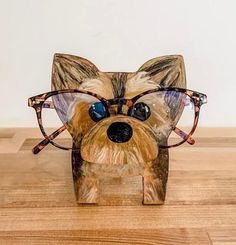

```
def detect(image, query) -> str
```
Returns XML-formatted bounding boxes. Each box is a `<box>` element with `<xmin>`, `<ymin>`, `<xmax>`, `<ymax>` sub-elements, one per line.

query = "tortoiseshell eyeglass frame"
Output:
<box><xmin>28</xmin><ymin>87</ymin><xmax>207</xmax><ymax>154</ymax></box>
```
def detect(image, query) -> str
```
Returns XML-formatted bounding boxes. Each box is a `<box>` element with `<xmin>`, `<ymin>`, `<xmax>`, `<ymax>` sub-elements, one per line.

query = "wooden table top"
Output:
<box><xmin>0</xmin><ymin>128</ymin><xmax>236</xmax><ymax>244</ymax></box>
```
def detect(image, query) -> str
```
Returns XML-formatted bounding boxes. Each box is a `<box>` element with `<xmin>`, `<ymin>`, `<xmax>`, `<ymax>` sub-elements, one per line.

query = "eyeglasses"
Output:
<box><xmin>28</xmin><ymin>87</ymin><xmax>207</xmax><ymax>154</ymax></box>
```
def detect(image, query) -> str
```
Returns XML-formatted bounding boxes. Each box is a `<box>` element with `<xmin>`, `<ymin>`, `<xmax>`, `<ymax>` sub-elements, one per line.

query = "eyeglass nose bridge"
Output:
<box><xmin>106</xmin><ymin>98</ymin><xmax>134</xmax><ymax>115</ymax></box>
<box><xmin>106</xmin><ymin>98</ymin><xmax>133</xmax><ymax>106</ymax></box>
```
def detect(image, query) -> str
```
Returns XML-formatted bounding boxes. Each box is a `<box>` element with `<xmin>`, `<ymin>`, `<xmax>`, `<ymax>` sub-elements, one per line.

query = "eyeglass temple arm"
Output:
<box><xmin>32</xmin><ymin>125</ymin><xmax>66</xmax><ymax>154</ymax></box>
<box><xmin>32</xmin><ymin>102</ymin><xmax>194</xmax><ymax>153</ymax></box>
<box><xmin>32</xmin><ymin>101</ymin><xmax>67</xmax><ymax>154</ymax></box>
<box><xmin>173</xmin><ymin>127</ymin><xmax>195</xmax><ymax>145</ymax></box>
<box><xmin>32</xmin><ymin>126</ymin><xmax>194</xmax><ymax>154</ymax></box>
<box><xmin>32</xmin><ymin>125</ymin><xmax>194</xmax><ymax>155</ymax></box>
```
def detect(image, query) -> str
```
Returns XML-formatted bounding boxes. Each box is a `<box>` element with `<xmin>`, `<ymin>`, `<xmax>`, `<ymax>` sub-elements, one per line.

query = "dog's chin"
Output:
<box><xmin>80</xmin><ymin>116</ymin><xmax>159</xmax><ymax>165</ymax></box>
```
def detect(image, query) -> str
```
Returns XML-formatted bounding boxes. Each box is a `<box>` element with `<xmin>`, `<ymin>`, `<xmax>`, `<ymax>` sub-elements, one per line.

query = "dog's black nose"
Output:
<box><xmin>107</xmin><ymin>122</ymin><xmax>133</xmax><ymax>143</ymax></box>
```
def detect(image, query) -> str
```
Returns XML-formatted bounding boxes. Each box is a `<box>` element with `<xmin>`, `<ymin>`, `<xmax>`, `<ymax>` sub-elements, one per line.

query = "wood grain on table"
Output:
<box><xmin>0</xmin><ymin>128</ymin><xmax>235</xmax><ymax>244</ymax></box>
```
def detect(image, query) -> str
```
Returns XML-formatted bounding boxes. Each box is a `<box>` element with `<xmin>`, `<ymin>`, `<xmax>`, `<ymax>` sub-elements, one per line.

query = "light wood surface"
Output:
<box><xmin>0</xmin><ymin>128</ymin><xmax>236</xmax><ymax>244</ymax></box>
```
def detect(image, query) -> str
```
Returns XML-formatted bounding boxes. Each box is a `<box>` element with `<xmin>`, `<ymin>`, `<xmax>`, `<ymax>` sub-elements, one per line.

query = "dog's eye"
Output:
<box><xmin>89</xmin><ymin>102</ymin><xmax>108</xmax><ymax>122</ymax></box>
<box><xmin>128</xmin><ymin>102</ymin><xmax>151</xmax><ymax>121</ymax></box>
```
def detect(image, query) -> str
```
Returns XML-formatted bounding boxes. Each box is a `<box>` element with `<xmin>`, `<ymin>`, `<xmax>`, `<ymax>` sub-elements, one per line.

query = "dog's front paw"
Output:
<box><xmin>143</xmin><ymin>176</ymin><xmax>165</xmax><ymax>205</ymax></box>
<box><xmin>76</xmin><ymin>176</ymin><xmax>99</xmax><ymax>204</ymax></box>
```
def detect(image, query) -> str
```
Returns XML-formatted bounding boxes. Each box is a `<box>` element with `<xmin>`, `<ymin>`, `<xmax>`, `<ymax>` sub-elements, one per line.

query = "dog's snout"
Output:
<box><xmin>107</xmin><ymin>122</ymin><xmax>133</xmax><ymax>143</ymax></box>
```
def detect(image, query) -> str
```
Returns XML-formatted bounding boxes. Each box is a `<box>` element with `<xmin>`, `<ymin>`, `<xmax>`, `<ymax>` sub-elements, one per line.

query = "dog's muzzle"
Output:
<box><xmin>107</xmin><ymin>121</ymin><xmax>133</xmax><ymax>143</ymax></box>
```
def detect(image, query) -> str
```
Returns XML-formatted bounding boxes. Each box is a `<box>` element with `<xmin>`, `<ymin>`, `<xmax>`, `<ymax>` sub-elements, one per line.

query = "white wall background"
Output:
<box><xmin>0</xmin><ymin>0</ymin><xmax>235</xmax><ymax>127</ymax></box>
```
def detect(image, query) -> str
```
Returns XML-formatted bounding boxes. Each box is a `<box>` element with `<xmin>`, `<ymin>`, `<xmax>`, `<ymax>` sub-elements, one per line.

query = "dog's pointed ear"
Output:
<box><xmin>137</xmin><ymin>55</ymin><xmax>186</xmax><ymax>88</ymax></box>
<box><xmin>52</xmin><ymin>53</ymin><xmax>100</xmax><ymax>90</ymax></box>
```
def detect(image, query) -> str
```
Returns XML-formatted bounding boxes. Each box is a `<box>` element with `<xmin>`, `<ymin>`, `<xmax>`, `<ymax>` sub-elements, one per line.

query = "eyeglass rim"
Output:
<box><xmin>29</xmin><ymin>87</ymin><xmax>207</xmax><ymax>106</ymax></box>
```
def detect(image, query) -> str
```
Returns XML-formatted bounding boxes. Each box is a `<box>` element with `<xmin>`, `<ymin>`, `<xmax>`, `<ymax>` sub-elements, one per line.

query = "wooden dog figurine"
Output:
<box><xmin>51</xmin><ymin>53</ymin><xmax>186</xmax><ymax>205</ymax></box>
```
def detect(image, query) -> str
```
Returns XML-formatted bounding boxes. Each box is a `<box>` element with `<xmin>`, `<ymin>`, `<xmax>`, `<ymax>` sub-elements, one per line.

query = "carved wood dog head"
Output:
<box><xmin>51</xmin><ymin>53</ymin><xmax>186</xmax><ymax>204</ymax></box>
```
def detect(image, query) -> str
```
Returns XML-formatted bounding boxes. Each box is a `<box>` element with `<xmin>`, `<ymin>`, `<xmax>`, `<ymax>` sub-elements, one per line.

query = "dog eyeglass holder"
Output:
<box><xmin>28</xmin><ymin>54</ymin><xmax>207</xmax><ymax>205</ymax></box>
